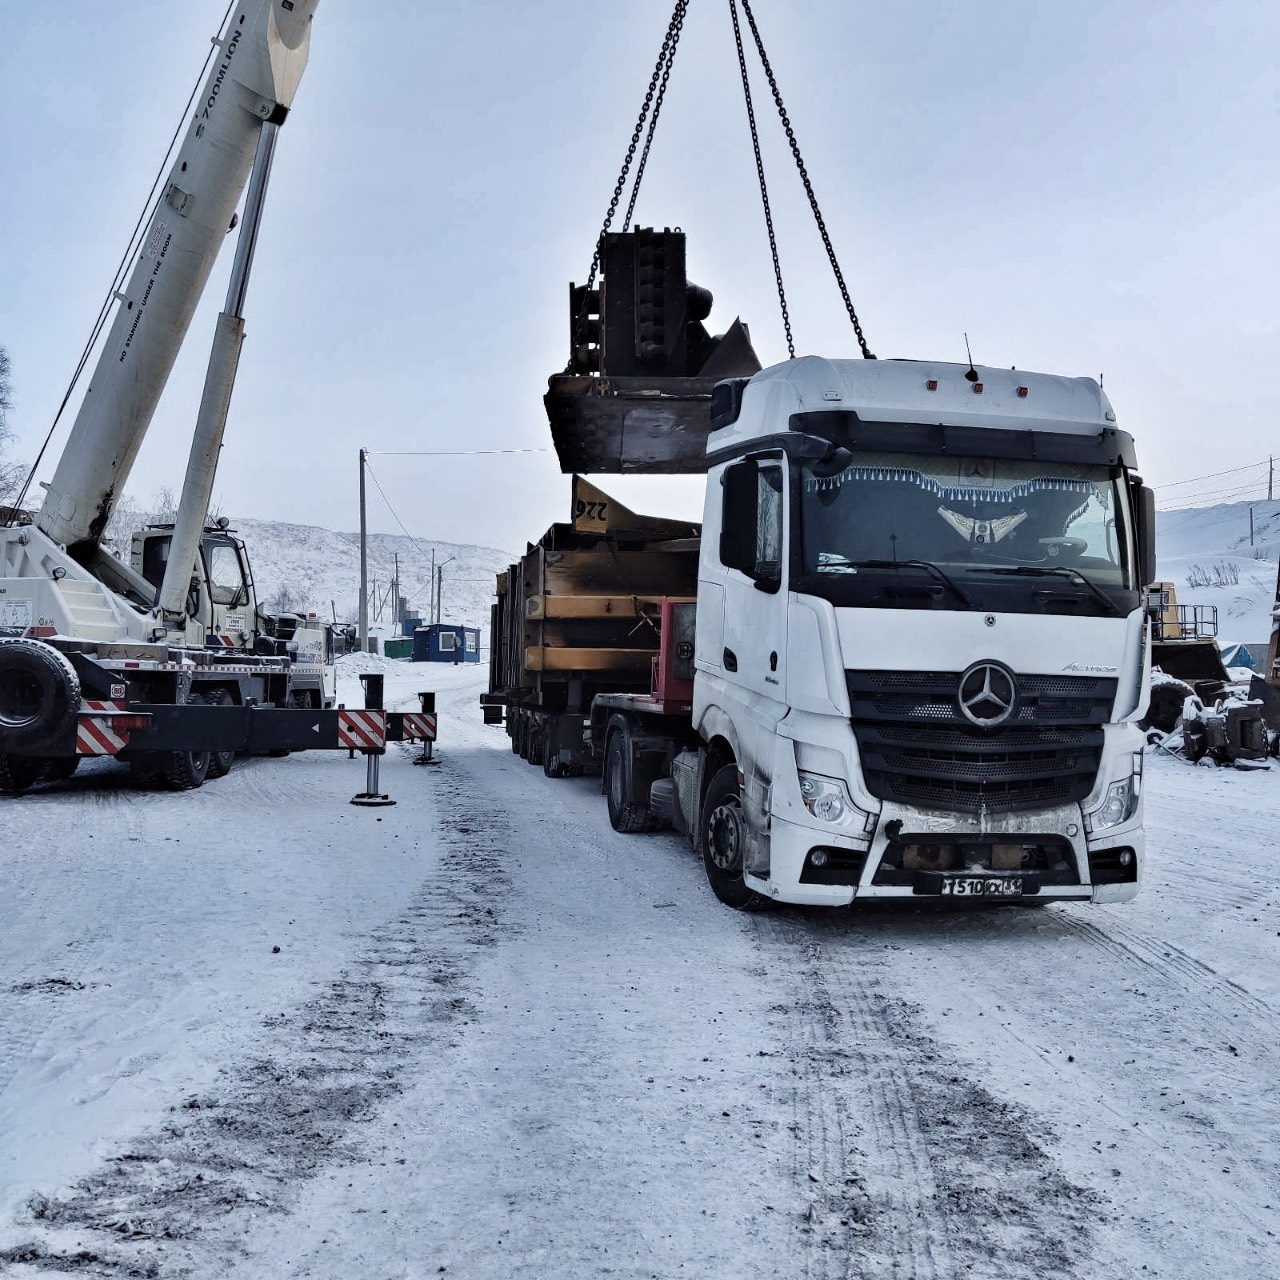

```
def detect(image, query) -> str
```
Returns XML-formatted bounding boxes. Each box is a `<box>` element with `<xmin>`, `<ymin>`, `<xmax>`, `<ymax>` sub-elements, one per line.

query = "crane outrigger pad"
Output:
<box><xmin>545</xmin><ymin>318</ymin><xmax>761</xmax><ymax>475</ymax></box>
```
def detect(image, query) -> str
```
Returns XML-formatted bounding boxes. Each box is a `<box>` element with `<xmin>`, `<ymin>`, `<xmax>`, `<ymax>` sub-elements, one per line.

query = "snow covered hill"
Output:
<box><xmin>1156</xmin><ymin>500</ymin><xmax>1280</xmax><ymax>644</ymax></box>
<box><xmin>228</xmin><ymin>517</ymin><xmax>515</xmax><ymax>636</ymax></box>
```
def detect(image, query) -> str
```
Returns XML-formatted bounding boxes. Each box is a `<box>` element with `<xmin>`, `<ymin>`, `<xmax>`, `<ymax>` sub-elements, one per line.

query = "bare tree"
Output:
<box><xmin>0</xmin><ymin>346</ymin><xmax>26</xmax><ymax>512</ymax></box>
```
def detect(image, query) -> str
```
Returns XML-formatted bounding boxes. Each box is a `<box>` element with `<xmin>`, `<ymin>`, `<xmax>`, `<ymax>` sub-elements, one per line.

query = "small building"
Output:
<box><xmin>413</xmin><ymin>624</ymin><xmax>480</xmax><ymax>664</ymax></box>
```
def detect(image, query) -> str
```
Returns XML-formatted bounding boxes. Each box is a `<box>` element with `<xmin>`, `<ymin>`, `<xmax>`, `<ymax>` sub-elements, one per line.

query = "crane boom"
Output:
<box><xmin>37</xmin><ymin>0</ymin><xmax>317</xmax><ymax>561</ymax></box>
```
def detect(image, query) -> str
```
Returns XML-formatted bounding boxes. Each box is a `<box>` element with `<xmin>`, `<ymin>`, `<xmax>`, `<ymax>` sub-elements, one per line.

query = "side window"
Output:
<box><xmin>755</xmin><ymin>466</ymin><xmax>783</xmax><ymax>579</ymax></box>
<box><xmin>465</xmin><ymin>632</ymin><xmax>478</xmax><ymax>653</ymax></box>
<box><xmin>439</xmin><ymin>631</ymin><xmax>457</xmax><ymax>651</ymax></box>
<box><xmin>720</xmin><ymin>459</ymin><xmax>784</xmax><ymax>590</ymax></box>
<box><xmin>205</xmin><ymin>540</ymin><xmax>246</xmax><ymax>607</ymax></box>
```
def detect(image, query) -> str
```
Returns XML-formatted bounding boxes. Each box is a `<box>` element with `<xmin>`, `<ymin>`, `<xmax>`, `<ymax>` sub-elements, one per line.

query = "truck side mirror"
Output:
<box><xmin>720</xmin><ymin>462</ymin><xmax>758</xmax><ymax>573</ymax></box>
<box><xmin>1133</xmin><ymin>482</ymin><xmax>1156</xmax><ymax>587</ymax></box>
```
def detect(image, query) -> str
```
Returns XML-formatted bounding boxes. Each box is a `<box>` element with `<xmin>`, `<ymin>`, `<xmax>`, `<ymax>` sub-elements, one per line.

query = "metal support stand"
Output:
<box><xmin>412</xmin><ymin>690</ymin><xmax>439</xmax><ymax>766</ymax></box>
<box><xmin>350</xmin><ymin>672</ymin><xmax>395</xmax><ymax>806</ymax></box>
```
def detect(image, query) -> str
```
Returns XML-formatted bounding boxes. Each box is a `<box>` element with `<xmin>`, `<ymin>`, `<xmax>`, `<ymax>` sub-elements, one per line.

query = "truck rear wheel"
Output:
<box><xmin>0</xmin><ymin>640</ymin><xmax>81</xmax><ymax>754</ymax></box>
<box><xmin>604</xmin><ymin>726</ymin><xmax>653</xmax><ymax>833</ymax></box>
<box><xmin>700</xmin><ymin>764</ymin><xmax>768</xmax><ymax>911</ymax></box>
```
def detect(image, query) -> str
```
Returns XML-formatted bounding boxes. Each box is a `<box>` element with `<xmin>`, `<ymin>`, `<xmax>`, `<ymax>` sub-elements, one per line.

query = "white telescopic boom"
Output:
<box><xmin>37</xmin><ymin>0</ymin><xmax>317</xmax><ymax>560</ymax></box>
<box><xmin>156</xmin><ymin>121</ymin><xmax>277</xmax><ymax>623</ymax></box>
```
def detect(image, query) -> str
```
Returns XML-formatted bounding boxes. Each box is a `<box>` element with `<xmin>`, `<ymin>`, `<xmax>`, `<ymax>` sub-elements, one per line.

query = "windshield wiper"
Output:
<box><xmin>981</xmin><ymin>565</ymin><xmax>1121</xmax><ymax>615</ymax></box>
<box><xmin>849</xmin><ymin>560</ymin><xmax>977</xmax><ymax>609</ymax></box>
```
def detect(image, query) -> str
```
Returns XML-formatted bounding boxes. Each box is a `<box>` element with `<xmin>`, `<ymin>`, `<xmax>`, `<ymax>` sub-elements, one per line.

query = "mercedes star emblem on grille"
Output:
<box><xmin>958</xmin><ymin>661</ymin><xmax>1017</xmax><ymax>728</ymax></box>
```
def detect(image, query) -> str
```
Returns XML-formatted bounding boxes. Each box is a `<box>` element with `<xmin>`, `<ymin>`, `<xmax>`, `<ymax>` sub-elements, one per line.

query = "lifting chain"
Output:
<box><xmin>729</xmin><ymin>0</ymin><xmax>793</xmax><ymax>359</ymax></box>
<box><xmin>733</xmin><ymin>0</ymin><xmax>876</xmax><ymax>360</ymax></box>
<box><xmin>567</xmin><ymin>0</ymin><xmax>689</xmax><ymax>371</ymax></box>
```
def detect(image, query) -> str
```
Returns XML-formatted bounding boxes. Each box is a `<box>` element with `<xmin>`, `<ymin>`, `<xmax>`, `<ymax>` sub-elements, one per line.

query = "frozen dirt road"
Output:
<box><xmin>1</xmin><ymin>659</ymin><xmax>1277</xmax><ymax>1278</ymax></box>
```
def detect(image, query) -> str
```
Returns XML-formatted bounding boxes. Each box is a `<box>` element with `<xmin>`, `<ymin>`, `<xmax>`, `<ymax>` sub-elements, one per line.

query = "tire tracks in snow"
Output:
<box><xmin>759</xmin><ymin>913</ymin><xmax>1104</xmax><ymax>1280</ymax></box>
<box><xmin>1</xmin><ymin>760</ymin><xmax>517</xmax><ymax>1279</ymax></box>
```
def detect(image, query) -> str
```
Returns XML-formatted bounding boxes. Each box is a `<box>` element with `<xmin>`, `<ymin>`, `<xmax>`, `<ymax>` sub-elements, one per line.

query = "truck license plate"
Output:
<box><xmin>938</xmin><ymin>875</ymin><xmax>1023</xmax><ymax>898</ymax></box>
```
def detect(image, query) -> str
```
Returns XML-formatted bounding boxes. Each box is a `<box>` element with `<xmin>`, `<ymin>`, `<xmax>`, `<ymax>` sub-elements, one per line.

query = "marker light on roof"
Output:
<box><xmin>972</xmin><ymin>382</ymin><xmax>984</xmax><ymax>394</ymax></box>
<box><xmin>926</xmin><ymin>379</ymin><xmax>938</xmax><ymax>391</ymax></box>
<box><xmin>1017</xmin><ymin>386</ymin><xmax>1029</xmax><ymax>398</ymax></box>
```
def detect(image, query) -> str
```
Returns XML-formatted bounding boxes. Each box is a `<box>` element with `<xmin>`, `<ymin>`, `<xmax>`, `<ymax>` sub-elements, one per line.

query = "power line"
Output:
<box><xmin>1150</xmin><ymin>458</ymin><xmax>1270</xmax><ymax>491</ymax></box>
<box><xmin>367</xmin><ymin>448</ymin><xmax>552</xmax><ymax>458</ymax></box>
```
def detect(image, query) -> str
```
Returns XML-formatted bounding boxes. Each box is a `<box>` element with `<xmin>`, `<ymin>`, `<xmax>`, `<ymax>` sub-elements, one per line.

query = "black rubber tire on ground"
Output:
<box><xmin>164</xmin><ymin>694</ymin><xmax>211</xmax><ymax>790</ymax></box>
<box><xmin>1142</xmin><ymin>679</ymin><xmax>1195</xmax><ymax>734</ymax></box>
<box><xmin>527</xmin><ymin>721</ymin><xmax>546</xmax><ymax>767</ymax></box>
<box><xmin>604</xmin><ymin>728</ymin><xmax>653</xmax><ymax>833</ymax></box>
<box><xmin>205</xmin><ymin>688</ymin><xmax>235</xmax><ymax>779</ymax></box>
<box><xmin>0</xmin><ymin>753</ymin><xmax>45</xmax><ymax>795</ymax></box>
<box><xmin>517</xmin><ymin>716</ymin><xmax>531</xmax><ymax>761</ymax></box>
<box><xmin>700</xmin><ymin>764</ymin><xmax>768</xmax><ymax>911</ymax></box>
<box><xmin>41</xmin><ymin>756</ymin><xmax>80</xmax><ymax>783</ymax></box>
<box><xmin>0</xmin><ymin>640</ymin><xmax>81</xmax><ymax>754</ymax></box>
<box><xmin>509</xmin><ymin>715</ymin><xmax>521</xmax><ymax>754</ymax></box>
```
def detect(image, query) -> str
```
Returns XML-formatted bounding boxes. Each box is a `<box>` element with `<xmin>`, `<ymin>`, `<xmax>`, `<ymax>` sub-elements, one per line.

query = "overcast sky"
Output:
<box><xmin>3</xmin><ymin>1</ymin><xmax>1278</xmax><ymax>553</ymax></box>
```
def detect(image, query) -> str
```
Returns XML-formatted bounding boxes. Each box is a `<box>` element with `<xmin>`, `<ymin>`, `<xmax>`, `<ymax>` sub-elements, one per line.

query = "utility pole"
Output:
<box><xmin>393</xmin><ymin>552</ymin><xmax>400</xmax><ymax>628</ymax></box>
<box><xmin>358</xmin><ymin>448</ymin><xmax>368</xmax><ymax>652</ymax></box>
<box><xmin>1250</xmin><ymin>505</ymin><xmax>1255</xmax><ymax>547</ymax></box>
<box><xmin>1270</xmin><ymin>456</ymin><xmax>1274</xmax><ymax>502</ymax></box>
<box><xmin>429</xmin><ymin>549</ymin><xmax>436</xmax><ymax>623</ymax></box>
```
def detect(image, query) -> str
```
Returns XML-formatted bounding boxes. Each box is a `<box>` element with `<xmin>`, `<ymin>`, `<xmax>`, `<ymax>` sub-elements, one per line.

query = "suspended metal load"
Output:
<box><xmin>545</xmin><ymin>228</ymin><xmax>762</xmax><ymax>475</ymax></box>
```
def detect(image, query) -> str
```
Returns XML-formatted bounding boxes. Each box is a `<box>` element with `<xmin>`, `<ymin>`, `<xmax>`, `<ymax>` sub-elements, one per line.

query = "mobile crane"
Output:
<box><xmin>0</xmin><ymin>2</ymin><xmax>418</xmax><ymax>793</ymax></box>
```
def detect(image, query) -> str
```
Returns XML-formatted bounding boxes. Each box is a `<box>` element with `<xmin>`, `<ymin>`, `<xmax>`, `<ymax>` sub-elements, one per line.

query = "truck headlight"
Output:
<box><xmin>797</xmin><ymin>771</ymin><xmax>875</xmax><ymax>833</ymax></box>
<box><xmin>1085</xmin><ymin>753</ymin><xmax>1142</xmax><ymax>832</ymax></box>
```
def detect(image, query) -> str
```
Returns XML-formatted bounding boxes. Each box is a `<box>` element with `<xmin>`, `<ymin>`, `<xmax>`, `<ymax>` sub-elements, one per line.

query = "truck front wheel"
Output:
<box><xmin>700</xmin><ymin>765</ymin><xmax>767</xmax><ymax>911</ymax></box>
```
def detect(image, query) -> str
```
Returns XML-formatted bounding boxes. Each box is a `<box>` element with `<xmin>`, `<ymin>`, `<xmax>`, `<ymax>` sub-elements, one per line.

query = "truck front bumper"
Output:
<box><xmin>747</xmin><ymin>801</ymin><xmax>1142</xmax><ymax>907</ymax></box>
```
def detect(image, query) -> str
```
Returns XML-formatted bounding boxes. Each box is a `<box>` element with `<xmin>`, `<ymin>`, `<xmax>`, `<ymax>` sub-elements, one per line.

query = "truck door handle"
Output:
<box><xmin>723</xmin><ymin>648</ymin><xmax>738</xmax><ymax>672</ymax></box>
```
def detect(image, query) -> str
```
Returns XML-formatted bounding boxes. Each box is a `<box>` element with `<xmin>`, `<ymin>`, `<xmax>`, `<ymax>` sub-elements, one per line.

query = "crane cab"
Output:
<box><xmin>131</xmin><ymin>522</ymin><xmax>257</xmax><ymax>648</ymax></box>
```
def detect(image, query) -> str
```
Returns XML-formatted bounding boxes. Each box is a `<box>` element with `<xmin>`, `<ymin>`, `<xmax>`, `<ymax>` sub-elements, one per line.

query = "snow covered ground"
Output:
<box><xmin>2</xmin><ymin>659</ymin><xmax>1278</xmax><ymax>1278</ymax></box>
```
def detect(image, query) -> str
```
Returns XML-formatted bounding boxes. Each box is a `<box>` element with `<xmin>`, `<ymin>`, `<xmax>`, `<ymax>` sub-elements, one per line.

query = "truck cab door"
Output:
<box><xmin>201</xmin><ymin>534</ymin><xmax>252</xmax><ymax>647</ymax></box>
<box><xmin>717</xmin><ymin>456</ymin><xmax>790</xmax><ymax>755</ymax></box>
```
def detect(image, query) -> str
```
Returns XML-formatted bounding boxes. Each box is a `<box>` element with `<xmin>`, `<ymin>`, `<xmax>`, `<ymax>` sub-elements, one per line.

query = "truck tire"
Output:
<box><xmin>0</xmin><ymin>753</ymin><xmax>44</xmax><ymax>795</ymax></box>
<box><xmin>700</xmin><ymin>764</ymin><xmax>768</xmax><ymax>911</ymax></box>
<box><xmin>164</xmin><ymin>693</ymin><xmax>210</xmax><ymax>790</ymax></box>
<box><xmin>604</xmin><ymin>726</ymin><xmax>653</xmax><ymax>833</ymax></box>
<box><xmin>527</xmin><ymin>720</ymin><xmax>547</xmax><ymax>767</ymax></box>
<box><xmin>0</xmin><ymin>640</ymin><xmax>81</xmax><ymax>754</ymax></box>
<box><xmin>205</xmin><ymin>688</ymin><xmax>235</xmax><ymax>779</ymax></box>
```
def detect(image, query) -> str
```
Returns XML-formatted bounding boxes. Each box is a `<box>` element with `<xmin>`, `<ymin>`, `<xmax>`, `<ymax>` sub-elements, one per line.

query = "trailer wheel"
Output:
<box><xmin>0</xmin><ymin>753</ymin><xmax>44</xmax><ymax>795</ymax></box>
<box><xmin>700</xmin><ymin>765</ymin><xmax>768</xmax><ymax>911</ymax></box>
<box><xmin>164</xmin><ymin>693</ymin><xmax>210</xmax><ymax>791</ymax></box>
<box><xmin>527</xmin><ymin>721</ymin><xmax>547</xmax><ymax>767</ymax></box>
<box><xmin>604</xmin><ymin>726</ymin><xmax>653</xmax><ymax>833</ymax></box>
<box><xmin>0</xmin><ymin>640</ymin><xmax>81</xmax><ymax>754</ymax></box>
<box><xmin>205</xmin><ymin>688</ymin><xmax>235</xmax><ymax>779</ymax></box>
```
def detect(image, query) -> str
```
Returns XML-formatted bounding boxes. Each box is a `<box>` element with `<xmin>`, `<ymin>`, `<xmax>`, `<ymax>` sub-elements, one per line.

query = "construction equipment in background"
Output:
<box><xmin>1142</xmin><ymin>581</ymin><xmax>1230</xmax><ymax>732</ymax></box>
<box><xmin>0</xmin><ymin>3</ymin><xmax>421</xmax><ymax>794</ymax></box>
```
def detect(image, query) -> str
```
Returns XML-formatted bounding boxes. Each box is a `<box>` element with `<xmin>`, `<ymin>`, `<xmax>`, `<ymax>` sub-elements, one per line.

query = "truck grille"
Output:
<box><xmin>847</xmin><ymin>670</ymin><xmax>1116</xmax><ymax>814</ymax></box>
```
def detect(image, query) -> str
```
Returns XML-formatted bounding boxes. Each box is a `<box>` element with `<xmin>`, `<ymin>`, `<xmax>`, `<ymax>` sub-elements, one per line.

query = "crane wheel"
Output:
<box><xmin>0</xmin><ymin>753</ymin><xmax>45</xmax><ymax>795</ymax></box>
<box><xmin>205</xmin><ymin>688</ymin><xmax>236</xmax><ymax>779</ymax></box>
<box><xmin>0</xmin><ymin>640</ymin><xmax>81</xmax><ymax>755</ymax></box>
<box><xmin>164</xmin><ymin>693</ymin><xmax>211</xmax><ymax>790</ymax></box>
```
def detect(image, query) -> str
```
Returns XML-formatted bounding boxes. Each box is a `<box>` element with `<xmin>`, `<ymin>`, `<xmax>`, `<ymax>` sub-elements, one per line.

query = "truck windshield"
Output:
<box><xmin>797</xmin><ymin>452</ymin><xmax>1137</xmax><ymax>614</ymax></box>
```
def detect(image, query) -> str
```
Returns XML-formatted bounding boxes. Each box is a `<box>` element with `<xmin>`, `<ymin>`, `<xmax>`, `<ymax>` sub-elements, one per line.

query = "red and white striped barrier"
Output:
<box><xmin>77</xmin><ymin>701</ymin><xmax>130</xmax><ymax>756</ymax></box>
<box><xmin>338</xmin><ymin>709</ymin><xmax>387</xmax><ymax>751</ymax></box>
<box><xmin>400</xmin><ymin>712</ymin><xmax>437</xmax><ymax>742</ymax></box>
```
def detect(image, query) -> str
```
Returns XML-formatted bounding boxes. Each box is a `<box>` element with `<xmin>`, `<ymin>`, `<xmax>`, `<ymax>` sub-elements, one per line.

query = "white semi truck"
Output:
<box><xmin>672</xmin><ymin>354</ymin><xmax>1154</xmax><ymax>908</ymax></box>
<box><xmin>0</xmin><ymin>2</ymin><xmax>423</xmax><ymax>793</ymax></box>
